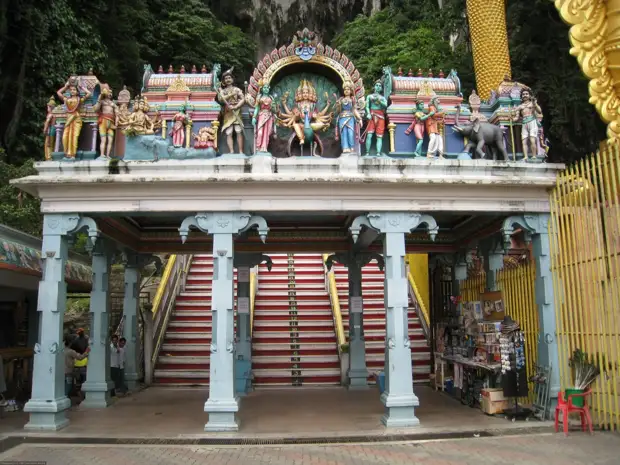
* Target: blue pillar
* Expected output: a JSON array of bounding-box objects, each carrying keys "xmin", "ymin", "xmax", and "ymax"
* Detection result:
[
  {"xmin": 24, "ymin": 214, "xmax": 99, "ymax": 431},
  {"xmin": 233, "ymin": 254, "xmax": 272, "ymax": 396},
  {"xmin": 121, "ymin": 253, "xmax": 158, "ymax": 391},
  {"xmin": 481, "ymin": 239, "xmax": 504, "ymax": 291},
  {"xmin": 326, "ymin": 252, "xmax": 384, "ymax": 390},
  {"xmin": 82, "ymin": 239, "xmax": 114, "ymax": 408},
  {"xmin": 502, "ymin": 214, "xmax": 561, "ymax": 407},
  {"xmin": 350, "ymin": 212, "xmax": 438, "ymax": 427},
  {"xmin": 179, "ymin": 213, "xmax": 269, "ymax": 432}
]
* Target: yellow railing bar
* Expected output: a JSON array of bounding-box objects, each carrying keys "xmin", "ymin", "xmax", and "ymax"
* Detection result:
[
  {"xmin": 151, "ymin": 254, "xmax": 177, "ymax": 315},
  {"xmin": 407, "ymin": 270, "xmax": 430, "ymax": 329},
  {"xmin": 323, "ymin": 254, "xmax": 346, "ymax": 349},
  {"xmin": 250, "ymin": 270, "xmax": 257, "ymax": 337}
]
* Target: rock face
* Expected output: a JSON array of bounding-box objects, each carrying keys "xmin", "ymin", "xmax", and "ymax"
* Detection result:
[{"xmin": 248, "ymin": 0, "xmax": 383, "ymax": 56}]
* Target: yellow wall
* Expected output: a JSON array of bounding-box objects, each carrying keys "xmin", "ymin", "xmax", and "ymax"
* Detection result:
[{"xmin": 407, "ymin": 254, "xmax": 429, "ymax": 312}]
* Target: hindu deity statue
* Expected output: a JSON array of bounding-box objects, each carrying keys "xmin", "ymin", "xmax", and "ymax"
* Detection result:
[
  {"xmin": 362, "ymin": 80, "xmax": 388, "ymax": 156},
  {"xmin": 124, "ymin": 96, "xmax": 154, "ymax": 135},
  {"xmin": 511, "ymin": 87, "xmax": 543, "ymax": 160},
  {"xmin": 404, "ymin": 99, "xmax": 429, "ymax": 157},
  {"xmin": 216, "ymin": 67, "xmax": 245, "ymax": 153},
  {"xmin": 193, "ymin": 125, "xmax": 217, "ymax": 150},
  {"xmin": 43, "ymin": 97, "xmax": 57, "ymax": 160},
  {"xmin": 279, "ymin": 79, "xmax": 333, "ymax": 154},
  {"xmin": 334, "ymin": 81, "xmax": 362, "ymax": 154},
  {"xmin": 425, "ymin": 97, "xmax": 445, "ymax": 158},
  {"xmin": 116, "ymin": 86, "xmax": 132, "ymax": 129},
  {"xmin": 56, "ymin": 78, "xmax": 92, "ymax": 158},
  {"xmin": 169, "ymin": 103, "xmax": 190, "ymax": 148},
  {"xmin": 252, "ymin": 80, "xmax": 277, "ymax": 153},
  {"xmin": 93, "ymin": 86, "xmax": 118, "ymax": 158}
]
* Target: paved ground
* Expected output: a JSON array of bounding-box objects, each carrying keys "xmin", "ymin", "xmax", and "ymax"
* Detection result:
[{"xmin": 0, "ymin": 433, "xmax": 618, "ymax": 465}]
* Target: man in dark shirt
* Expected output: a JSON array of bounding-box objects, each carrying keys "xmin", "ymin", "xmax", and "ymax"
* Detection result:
[{"xmin": 70, "ymin": 328, "xmax": 89, "ymax": 354}]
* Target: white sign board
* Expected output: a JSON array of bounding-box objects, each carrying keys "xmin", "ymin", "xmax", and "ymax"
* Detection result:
[
  {"xmin": 350, "ymin": 296, "xmax": 363, "ymax": 314},
  {"xmin": 238, "ymin": 297, "xmax": 250, "ymax": 314},
  {"xmin": 237, "ymin": 268, "xmax": 250, "ymax": 283}
]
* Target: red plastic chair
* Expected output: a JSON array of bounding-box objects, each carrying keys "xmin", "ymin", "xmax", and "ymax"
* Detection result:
[{"xmin": 554, "ymin": 388, "xmax": 593, "ymax": 436}]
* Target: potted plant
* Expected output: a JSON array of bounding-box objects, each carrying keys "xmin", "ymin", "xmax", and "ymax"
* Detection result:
[
  {"xmin": 568, "ymin": 349, "xmax": 601, "ymax": 407},
  {"xmin": 339, "ymin": 343, "xmax": 349, "ymax": 386}
]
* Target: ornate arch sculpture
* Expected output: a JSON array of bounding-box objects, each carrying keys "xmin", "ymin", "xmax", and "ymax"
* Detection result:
[
  {"xmin": 555, "ymin": 0, "xmax": 620, "ymax": 142},
  {"xmin": 246, "ymin": 28, "xmax": 365, "ymax": 108}
]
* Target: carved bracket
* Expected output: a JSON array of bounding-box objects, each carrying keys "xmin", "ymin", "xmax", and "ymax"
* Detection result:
[
  {"xmin": 350, "ymin": 212, "xmax": 439, "ymax": 242},
  {"xmin": 179, "ymin": 212, "xmax": 270, "ymax": 243},
  {"xmin": 233, "ymin": 253, "xmax": 273, "ymax": 270},
  {"xmin": 325, "ymin": 251, "xmax": 384, "ymax": 272},
  {"xmin": 501, "ymin": 214, "xmax": 549, "ymax": 251},
  {"xmin": 44, "ymin": 214, "xmax": 100, "ymax": 247}
]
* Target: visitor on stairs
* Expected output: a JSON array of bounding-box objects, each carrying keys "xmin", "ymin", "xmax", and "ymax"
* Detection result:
[{"xmin": 110, "ymin": 334, "xmax": 121, "ymax": 397}]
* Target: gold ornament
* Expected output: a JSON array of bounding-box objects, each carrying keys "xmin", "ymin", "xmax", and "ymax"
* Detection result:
[
  {"xmin": 166, "ymin": 75, "xmax": 190, "ymax": 92},
  {"xmin": 466, "ymin": 0, "xmax": 512, "ymax": 100},
  {"xmin": 554, "ymin": 0, "xmax": 620, "ymax": 142}
]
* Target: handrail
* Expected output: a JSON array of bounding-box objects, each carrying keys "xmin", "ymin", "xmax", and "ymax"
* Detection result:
[
  {"xmin": 151, "ymin": 255, "xmax": 177, "ymax": 316},
  {"xmin": 151, "ymin": 255, "xmax": 192, "ymax": 367},
  {"xmin": 249, "ymin": 266, "xmax": 258, "ymax": 337},
  {"xmin": 407, "ymin": 268, "xmax": 431, "ymax": 340},
  {"xmin": 322, "ymin": 254, "xmax": 346, "ymax": 350}
]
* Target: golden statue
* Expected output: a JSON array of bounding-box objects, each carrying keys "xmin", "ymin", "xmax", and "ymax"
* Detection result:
[
  {"xmin": 116, "ymin": 86, "xmax": 132, "ymax": 129},
  {"xmin": 56, "ymin": 78, "xmax": 92, "ymax": 158},
  {"xmin": 123, "ymin": 96, "xmax": 154, "ymax": 135},
  {"xmin": 278, "ymin": 79, "xmax": 333, "ymax": 145}
]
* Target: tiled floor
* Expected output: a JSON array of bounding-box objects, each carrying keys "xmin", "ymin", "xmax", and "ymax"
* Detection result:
[
  {"xmin": 0, "ymin": 385, "xmax": 549, "ymax": 438},
  {"xmin": 1, "ymin": 433, "xmax": 619, "ymax": 465}
]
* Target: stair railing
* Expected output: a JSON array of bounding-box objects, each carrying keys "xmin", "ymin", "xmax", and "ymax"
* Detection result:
[
  {"xmin": 249, "ymin": 265, "xmax": 259, "ymax": 337},
  {"xmin": 322, "ymin": 254, "xmax": 346, "ymax": 351},
  {"xmin": 407, "ymin": 265, "xmax": 431, "ymax": 340},
  {"xmin": 150, "ymin": 254, "xmax": 192, "ymax": 370}
]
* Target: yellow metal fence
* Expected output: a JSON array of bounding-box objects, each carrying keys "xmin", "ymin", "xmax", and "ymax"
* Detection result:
[{"xmin": 549, "ymin": 145, "xmax": 620, "ymax": 431}]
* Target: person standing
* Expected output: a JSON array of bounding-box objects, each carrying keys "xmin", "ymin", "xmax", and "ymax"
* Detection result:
[
  {"xmin": 118, "ymin": 337, "xmax": 128, "ymax": 394},
  {"xmin": 110, "ymin": 334, "xmax": 121, "ymax": 396},
  {"xmin": 64, "ymin": 338, "xmax": 88, "ymax": 398}
]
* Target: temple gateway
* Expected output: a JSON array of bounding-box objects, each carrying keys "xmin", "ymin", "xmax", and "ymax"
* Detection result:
[{"xmin": 13, "ymin": 28, "xmax": 563, "ymax": 432}]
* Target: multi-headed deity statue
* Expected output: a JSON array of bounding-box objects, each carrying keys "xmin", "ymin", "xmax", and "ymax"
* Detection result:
[
  {"xmin": 193, "ymin": 125, "xmax": 217, "ymax": 150},
  {"xmin": 252, "ymin": 80, "xmax": 277, "ymax": 153},
  {"xmin": 124, "ymin": 96, "xmax": 154, "ymax": 135},
  {"xmin": 404, "ymin": 99, "xmax": 428, "ymax": 157},
  {"xmin": 216, "ymin": 68, "xmax": 245, "ymax": 153},
  {"xmin": 335, "ymin": 81, "xmax": 362, "ymax": 154},
  {"xmin": 425, "ymin": 97, "xmax": 445, "ymax": 158},
  {"xmin": 279, "ymin": 79, "xmax": 332, "ymax": 154},
  {"xmin": 116, "ymin": 86, "xmax": 132, "ymax": 129},
  {"xmin": 56, "ymin": 78, "xmax": 92, "ymax": 158},
  {"xmin": 94, "ymin": 86, "xmax": 118, "ymax": 158},
  {"xmin": 169, "ymin": 103, "xmax": 190, "ymax": 148},
  {"xmin": 511, "ymin": 87, "xmax": 543, "ymax": 160},
  {"xmin": 43, "ymin": 97, "xmax": 57, "ymax": 160},
  {"xmin": 363, "ymin": 80, "xmax": 388, "ymax": 155}
]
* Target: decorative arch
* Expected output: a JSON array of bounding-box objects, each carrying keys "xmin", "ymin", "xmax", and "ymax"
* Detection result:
[
  {"xmin": 247, "ymin": 29, "xmax": 365, "ymax": 107},
  {"xmin": 554, "ymin": 0, "xmax": 620, "ymax": 142}
]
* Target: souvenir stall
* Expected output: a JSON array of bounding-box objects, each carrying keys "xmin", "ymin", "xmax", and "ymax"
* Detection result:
[{"xmin": 433, "ymin": 291, "xmax": 530, "ymax": 417}]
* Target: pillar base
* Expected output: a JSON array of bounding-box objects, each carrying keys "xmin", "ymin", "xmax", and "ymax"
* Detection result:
[
  {"xmin": 81, "ymin": 381, "xmax": 113, "ymax": 408},
  {"xmin": 347, "ymin": 368, "xmax": 369, "ymax": 390},
  {"xmin": 380, "ymin": 392, "xmax": 420, "ymax": 428},
  {"xmin": 234, "ymin": 359, "xmax": 251, "ymax": 396},
  {"xmin": 204, "ymin": 397, "xmax": 240, "ymax": 432},
  {"xmin": 23, "ymin": 397, "xmax": 71, "ymax": 431}
]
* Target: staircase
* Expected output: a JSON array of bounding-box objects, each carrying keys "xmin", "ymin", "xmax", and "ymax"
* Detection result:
[
  {"xmin": 332, "ymin": 262, "xmax": 431, "ymax": 384},
  {"xmin": 154, "ymin": 254, "xmax": 221, "ymax": 386},
  {"xmin": 252, "ymin": 253, "xmax": 341, "ymax": 387}
]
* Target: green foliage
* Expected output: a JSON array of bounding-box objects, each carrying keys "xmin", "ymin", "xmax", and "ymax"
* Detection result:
[
  {"xmin": 506, "ymin": 0, "xmax": 606, "ymax": 163},
  {"xmin": 0, "ymin": 150, "xmax": 41, "ymax": 236}
]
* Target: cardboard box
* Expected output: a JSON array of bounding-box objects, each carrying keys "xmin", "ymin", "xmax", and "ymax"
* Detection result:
[{"xmin": 481, "ymin": 388, "xmax": 508, "ymax": 415}]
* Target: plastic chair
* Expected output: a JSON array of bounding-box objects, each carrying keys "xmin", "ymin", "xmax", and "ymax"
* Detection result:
[{"xmin": 554, "ymin": 388, "xmax": 593, "ymax": 436}]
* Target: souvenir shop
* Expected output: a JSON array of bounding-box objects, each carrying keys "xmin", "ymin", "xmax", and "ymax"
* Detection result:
[{"xmin": 431, "ymin": 289, "xmax": 550, "ymax": 421}]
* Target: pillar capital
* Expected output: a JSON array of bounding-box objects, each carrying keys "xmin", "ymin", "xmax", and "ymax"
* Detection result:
[
  {"xmin": 233, "ymin": 253, "xmax": 272, "ymax": 270},
  {"xmin": 325, "ymin": 251, "xmax": 384, "ymax": 272},
  {"xmin": 501, "ymin": 214, "xmax": 550, "ymax": 250},
  {"xmin": 350, "ymin": 212, "xmax": 438, "ymax": 243},
  {"xmin": 179, "ymin": 212, "xmax": 269, "ymax": 243},
  {"xmin": 121, "ymin": 251, "xmax": 162, "ymax": 271}
]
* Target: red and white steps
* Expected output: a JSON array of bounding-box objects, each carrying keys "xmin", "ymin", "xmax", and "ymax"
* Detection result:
[
  {"xmin": 252, "ymin": 253, "xmax": 341, "ymax": 387},
  {"xmin": 332, "ymin": 262, "xmax": 431, "ymax": 384},
  {"xmin": 154, "ymin": 254, "xmax": 229, "ymax": 386}
]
